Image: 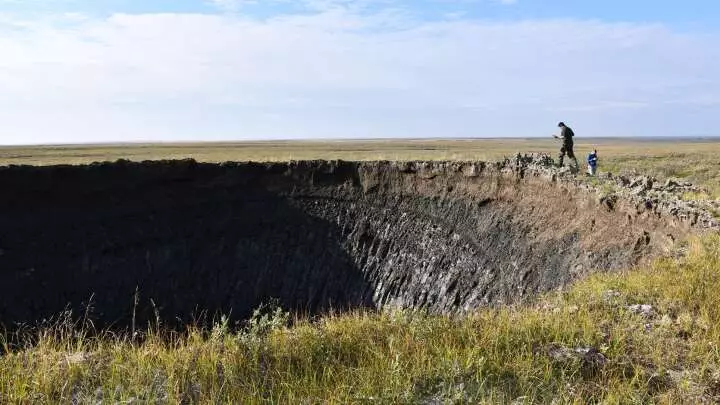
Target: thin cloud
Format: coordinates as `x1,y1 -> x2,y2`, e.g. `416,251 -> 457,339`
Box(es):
0,7 -> 718,143
205,0 -> 256,12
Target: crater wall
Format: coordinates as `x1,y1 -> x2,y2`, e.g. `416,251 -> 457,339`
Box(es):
0,157 -> 707,328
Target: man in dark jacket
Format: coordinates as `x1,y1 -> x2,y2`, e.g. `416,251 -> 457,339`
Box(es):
554,122 -> 579,170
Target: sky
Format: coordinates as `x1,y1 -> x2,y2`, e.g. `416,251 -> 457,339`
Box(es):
0,1 -> 719,144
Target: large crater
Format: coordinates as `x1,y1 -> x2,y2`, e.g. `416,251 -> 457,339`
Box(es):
0,157 -> 708,328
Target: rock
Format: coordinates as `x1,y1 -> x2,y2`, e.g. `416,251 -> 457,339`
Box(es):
602,290 -> 621,302
647,371 -> 674,395
546,344 -> 576,362
543,344 -> 608,375
575,347 -> 608,369
628,304 -> 655,318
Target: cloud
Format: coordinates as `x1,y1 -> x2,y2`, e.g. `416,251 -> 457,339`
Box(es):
206,0 -> 517,14
0,7 -> 719,143
205,0 -> 254,12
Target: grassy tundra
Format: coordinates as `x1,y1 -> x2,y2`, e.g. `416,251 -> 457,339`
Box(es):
2,138 -> 720,403
3,137 -> 720,196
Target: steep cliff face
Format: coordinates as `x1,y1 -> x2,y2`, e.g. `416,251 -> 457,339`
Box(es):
0,157 -> 709,328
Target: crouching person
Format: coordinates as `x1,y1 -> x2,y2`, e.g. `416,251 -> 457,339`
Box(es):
587,149 -> 598,176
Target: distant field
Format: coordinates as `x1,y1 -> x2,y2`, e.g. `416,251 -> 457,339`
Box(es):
1,138 -> 717,165
3,137 -> 720,196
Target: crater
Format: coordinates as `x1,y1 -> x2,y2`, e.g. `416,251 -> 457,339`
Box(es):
0,157 -> 708,328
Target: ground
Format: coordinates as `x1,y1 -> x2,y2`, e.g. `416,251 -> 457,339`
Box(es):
3,138 -> 720,197
2,138 -> 720,403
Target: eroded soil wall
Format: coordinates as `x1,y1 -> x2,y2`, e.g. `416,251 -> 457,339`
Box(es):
0,159 -> 692,327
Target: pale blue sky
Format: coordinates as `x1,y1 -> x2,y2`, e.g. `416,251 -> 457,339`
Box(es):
3,0 -> 719,24
1,0 -> 719,143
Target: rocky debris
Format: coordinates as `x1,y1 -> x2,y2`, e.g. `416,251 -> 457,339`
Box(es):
647,371 -> 675,395
541,344 -> 608,375
599,194 -> 618,212
628,304 -> 655,318
629,176 -> 654,194
287,154 -> 718,231
602,290 -> 622,302
493,153 -> 720,231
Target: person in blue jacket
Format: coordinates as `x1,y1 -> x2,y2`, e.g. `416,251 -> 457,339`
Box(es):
587,149 -> 598,176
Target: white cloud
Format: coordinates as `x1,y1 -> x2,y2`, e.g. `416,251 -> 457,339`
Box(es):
0,8 -> 719,143
205,0 -> 254,12
206,0 -> 517,14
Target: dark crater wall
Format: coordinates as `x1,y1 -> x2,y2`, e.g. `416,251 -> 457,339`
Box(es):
0,159 -> 688,328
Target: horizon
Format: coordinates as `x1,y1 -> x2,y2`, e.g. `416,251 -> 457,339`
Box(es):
1,1 -> 719,144
4,134 -> 720,148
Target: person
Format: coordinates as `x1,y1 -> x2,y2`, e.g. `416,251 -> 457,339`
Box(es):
587,149 -> 598,176
553,122 -> 579,171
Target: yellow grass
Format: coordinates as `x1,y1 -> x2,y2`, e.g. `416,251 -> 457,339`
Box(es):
4,138 -> 720,196
3,235 -> 720,403
0,138 -> 716,164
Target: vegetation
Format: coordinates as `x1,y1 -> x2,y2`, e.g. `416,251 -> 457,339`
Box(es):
2,235 -> 720,403
600,152 -> 720,199
3,138 -> 720,195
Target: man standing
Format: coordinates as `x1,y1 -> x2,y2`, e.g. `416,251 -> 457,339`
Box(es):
554,122 -> 579,171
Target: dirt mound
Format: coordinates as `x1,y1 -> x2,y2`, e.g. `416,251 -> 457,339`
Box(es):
0,156 -> 713,328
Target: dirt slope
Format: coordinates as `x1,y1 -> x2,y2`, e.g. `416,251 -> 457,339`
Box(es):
0,156 -> 713,328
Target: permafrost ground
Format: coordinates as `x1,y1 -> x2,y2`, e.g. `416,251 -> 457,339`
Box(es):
0,155 -> 716,328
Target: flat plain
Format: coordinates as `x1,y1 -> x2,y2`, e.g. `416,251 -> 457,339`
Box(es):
3,137 -> 720,195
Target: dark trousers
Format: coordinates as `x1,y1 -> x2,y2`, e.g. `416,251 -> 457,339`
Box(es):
558,142 -> 578,167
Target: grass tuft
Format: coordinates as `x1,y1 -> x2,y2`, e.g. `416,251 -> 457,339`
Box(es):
3,236 -> 720,403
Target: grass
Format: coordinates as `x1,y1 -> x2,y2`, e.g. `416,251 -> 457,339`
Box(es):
3,235 -> 720,403
2,138 -> 720,403
4,138 -> 720,196
601,153 -> 720,199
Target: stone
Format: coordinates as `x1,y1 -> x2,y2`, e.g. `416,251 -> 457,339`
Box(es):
602,290 -> 621,302
628,304 -> 655,318
543,344 -> 608,373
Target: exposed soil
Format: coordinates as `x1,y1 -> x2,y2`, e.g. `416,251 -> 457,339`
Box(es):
0,157 -> 709,328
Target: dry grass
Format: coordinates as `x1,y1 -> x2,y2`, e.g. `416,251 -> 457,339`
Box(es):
2,235 -> 720,404
4,138 -> 720,195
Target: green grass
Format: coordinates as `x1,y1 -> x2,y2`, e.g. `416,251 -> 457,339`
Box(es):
3,235 -> 720,403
